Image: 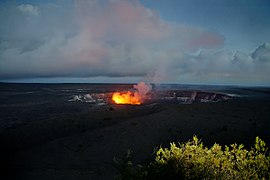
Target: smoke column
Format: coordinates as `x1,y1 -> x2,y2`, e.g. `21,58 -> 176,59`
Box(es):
133,82 -> 152,102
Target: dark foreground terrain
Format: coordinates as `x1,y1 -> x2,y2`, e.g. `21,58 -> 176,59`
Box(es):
0,83 -> 270,179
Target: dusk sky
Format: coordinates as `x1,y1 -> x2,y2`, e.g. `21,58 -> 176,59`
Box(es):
0,0 -> 270,85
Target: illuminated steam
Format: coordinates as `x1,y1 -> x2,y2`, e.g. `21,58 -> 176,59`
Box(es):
112,82 -> 152,105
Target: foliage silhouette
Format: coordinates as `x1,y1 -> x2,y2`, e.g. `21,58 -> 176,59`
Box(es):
114,136 -> 270,180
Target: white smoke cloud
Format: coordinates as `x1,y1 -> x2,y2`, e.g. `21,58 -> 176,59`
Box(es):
17,4 -> 39,16
169,46 -> 270,85
252,43 -> 270,63
0,0 -> 269,85
133,82 -> 152,100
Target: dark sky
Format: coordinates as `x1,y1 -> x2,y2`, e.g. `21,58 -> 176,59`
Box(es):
0,0 -> 270,85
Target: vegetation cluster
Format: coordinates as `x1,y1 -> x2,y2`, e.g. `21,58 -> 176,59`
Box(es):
115,136 -> 270,180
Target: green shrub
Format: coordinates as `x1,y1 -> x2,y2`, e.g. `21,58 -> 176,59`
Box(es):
114,136 -> 270,180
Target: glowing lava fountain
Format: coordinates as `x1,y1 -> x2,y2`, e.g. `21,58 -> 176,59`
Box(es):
112,91 -> 141,105
112,82 -> 152,105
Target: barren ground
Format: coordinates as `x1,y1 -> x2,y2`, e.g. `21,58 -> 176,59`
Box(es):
0,83 -> 269,180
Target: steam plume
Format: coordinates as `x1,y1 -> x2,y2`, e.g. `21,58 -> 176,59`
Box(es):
133,82 -> 152,102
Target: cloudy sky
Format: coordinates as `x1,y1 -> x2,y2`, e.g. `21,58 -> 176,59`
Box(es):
0,0 -> 270,85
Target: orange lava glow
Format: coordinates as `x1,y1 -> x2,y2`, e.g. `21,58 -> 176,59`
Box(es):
112,91 -> 141,105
